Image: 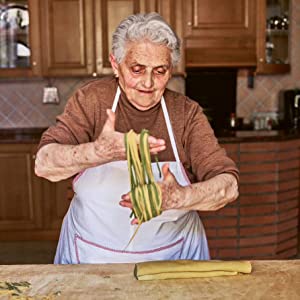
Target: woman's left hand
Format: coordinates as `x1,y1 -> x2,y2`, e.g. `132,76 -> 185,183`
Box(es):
119,163 -> 184,224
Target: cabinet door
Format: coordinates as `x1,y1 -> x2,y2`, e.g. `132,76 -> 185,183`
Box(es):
43,178 -> 73,232
0,0 -> 42,77
94,0 -> 140,75
0,144 -> 42,233
95,0 -> 184,75
256,0 -> 290,74
40,0 -> 95,76
183,0 -> 257,67
140,0 -> 185,74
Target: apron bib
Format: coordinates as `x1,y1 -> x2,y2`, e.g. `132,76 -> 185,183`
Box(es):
54,87 -> 210,264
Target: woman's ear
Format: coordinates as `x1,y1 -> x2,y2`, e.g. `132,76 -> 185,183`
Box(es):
109,54 -> 119,78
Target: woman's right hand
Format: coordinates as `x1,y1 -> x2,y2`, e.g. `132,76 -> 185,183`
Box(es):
94,109 -> 166,163
94,109 -> 126,162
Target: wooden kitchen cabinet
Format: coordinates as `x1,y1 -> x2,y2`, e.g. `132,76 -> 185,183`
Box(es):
39,0 -> 184,77
3,1 -> 272,77
39,0 -> 95,77
140,0 -> 185,74
93,0 -> 140,75
42,177 -> 73,232
40,0 -> 141,76
256,0 -> 290,74
0,0 -> 42,78
0,144 -> 42,235
183,0 -> 257,68
95,0 -> 184,74
0,143 -> 72,241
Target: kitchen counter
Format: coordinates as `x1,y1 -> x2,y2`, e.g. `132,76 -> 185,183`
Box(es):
0,260 -> 299,299
1,127 -> 300,144
0,127 -> 47,144
217,129 -> 300,143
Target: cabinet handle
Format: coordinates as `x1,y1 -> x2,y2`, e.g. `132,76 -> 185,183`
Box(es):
32,154 -> 36,160
32,61 -> 37,66
187,21 -> 192,26
92,72 -> 97,77
259,58 -> 264,63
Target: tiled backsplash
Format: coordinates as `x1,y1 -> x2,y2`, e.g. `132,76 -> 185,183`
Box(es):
0,76 -> 184,128
0,0 -> 299,128
0,78 -> 88,127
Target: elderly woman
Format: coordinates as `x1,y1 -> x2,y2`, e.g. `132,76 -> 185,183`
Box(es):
35,13 -> 239,264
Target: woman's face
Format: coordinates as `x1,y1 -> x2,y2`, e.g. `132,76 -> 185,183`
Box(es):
110,40 -> 172,111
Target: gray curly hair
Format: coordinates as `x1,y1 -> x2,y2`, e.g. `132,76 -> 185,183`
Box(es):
111,12 -> 181,66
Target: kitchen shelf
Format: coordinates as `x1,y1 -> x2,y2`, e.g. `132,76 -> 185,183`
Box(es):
256,0 -> 290,74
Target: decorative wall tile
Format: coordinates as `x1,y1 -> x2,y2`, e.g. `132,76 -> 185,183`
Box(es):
0,78 -> 87,128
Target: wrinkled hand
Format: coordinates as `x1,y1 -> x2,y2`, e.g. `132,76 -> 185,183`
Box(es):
120,163 -> 185,224
94,109 -> 166,162
158,163 -> 186,210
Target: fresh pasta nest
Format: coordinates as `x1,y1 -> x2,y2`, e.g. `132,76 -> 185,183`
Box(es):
125,129 -> 162,223
134,260 -> 252,280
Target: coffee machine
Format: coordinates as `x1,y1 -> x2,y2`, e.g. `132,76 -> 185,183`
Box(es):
279,89 -> 300,130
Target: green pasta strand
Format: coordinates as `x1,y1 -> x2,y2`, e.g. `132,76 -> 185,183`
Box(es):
125,129 -> 162,224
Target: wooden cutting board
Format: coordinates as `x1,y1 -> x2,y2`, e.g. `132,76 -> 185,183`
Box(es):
0,260 -> 299,299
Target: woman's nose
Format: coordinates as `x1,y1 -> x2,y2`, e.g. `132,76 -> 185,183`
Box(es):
142,72 -> 154,88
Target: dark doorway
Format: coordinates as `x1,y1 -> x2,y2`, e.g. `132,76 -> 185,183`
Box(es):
185,68 -> 237,134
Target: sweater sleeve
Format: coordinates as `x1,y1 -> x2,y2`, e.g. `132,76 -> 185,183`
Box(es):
183,99 -> 239,182
38,87 -> 96,150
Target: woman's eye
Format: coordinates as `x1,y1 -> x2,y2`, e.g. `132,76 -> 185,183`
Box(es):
154,68 -> 167,75
132,66 -> 143,74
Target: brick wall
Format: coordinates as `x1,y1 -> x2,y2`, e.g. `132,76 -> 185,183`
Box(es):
199,139 -> 300,259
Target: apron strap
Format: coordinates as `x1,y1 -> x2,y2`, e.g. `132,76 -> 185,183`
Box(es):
111,86 -> 121,113
111,86 -> 181,166
161,96 -> 181,167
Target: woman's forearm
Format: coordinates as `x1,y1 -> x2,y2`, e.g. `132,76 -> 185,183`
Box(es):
35,141 -> 112,182
120,166 -> 238,213
35,110 -> 129,182
159,173 -> 238,211
35,124 -> 165,183
181,173 -> 239,211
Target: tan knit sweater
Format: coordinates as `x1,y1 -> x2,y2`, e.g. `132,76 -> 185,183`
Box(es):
39,77 -> 239,183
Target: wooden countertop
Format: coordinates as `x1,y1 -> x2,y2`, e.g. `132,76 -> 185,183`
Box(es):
0,260 -> 299,299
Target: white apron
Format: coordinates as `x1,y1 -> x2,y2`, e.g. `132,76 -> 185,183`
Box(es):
54,87 -> 210,264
